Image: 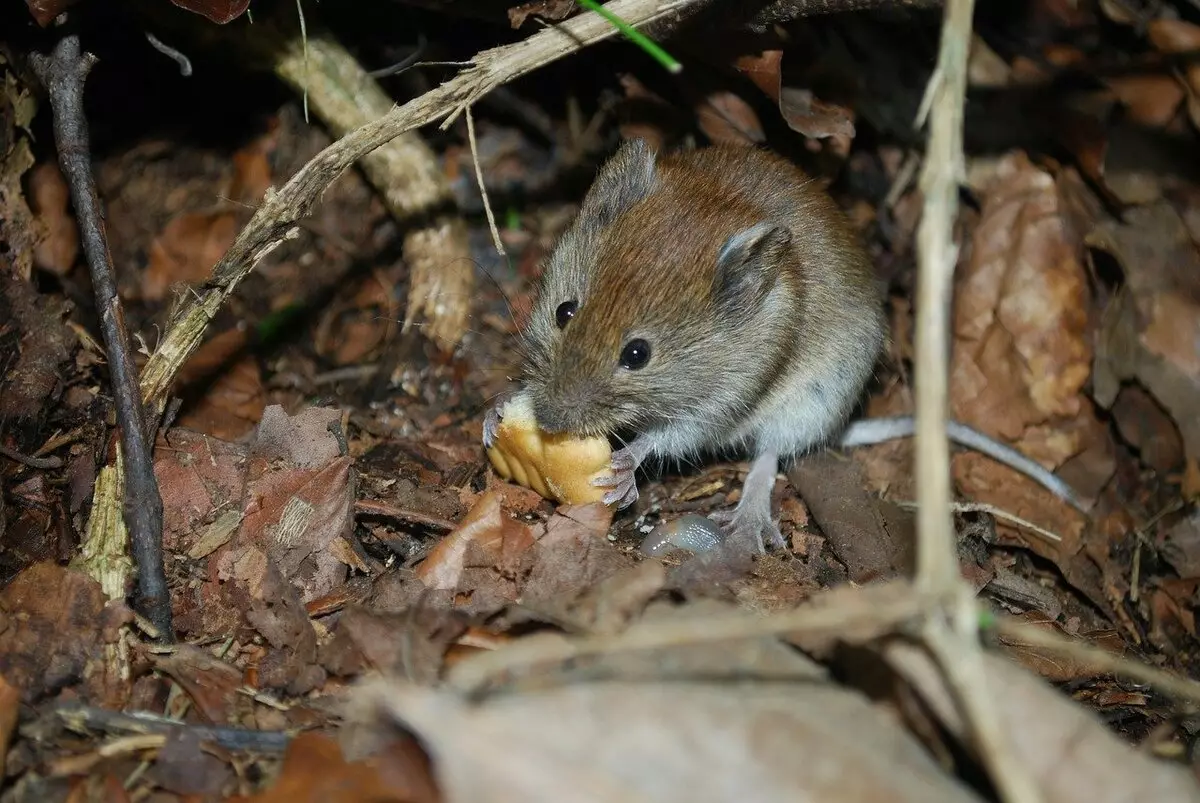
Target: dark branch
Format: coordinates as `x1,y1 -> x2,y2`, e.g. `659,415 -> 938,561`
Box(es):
29,34 -> 174,641
51,701 -> 292,753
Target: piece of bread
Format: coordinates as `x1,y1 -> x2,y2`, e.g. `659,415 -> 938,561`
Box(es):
486,393 -> 612,505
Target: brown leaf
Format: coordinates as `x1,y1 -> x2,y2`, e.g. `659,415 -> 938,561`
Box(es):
154,428 -> 248,554
0,562 -> 108,704
176,327 -> 265,441
1105,74 -> 1184,129
169,0 -> 251,24
779,86 -> 855,141
229,731 -> 439,803
24,0 -> 79,26
0,674 -> 20,777
224,406 -> 355,603
416,490 -> 535,592
350,667 -> 978,803
953,154 -> 1093,438
733,50 -> 783,102
1147,19 -> 1200,129
695,91 -> 764,146
28,162 -> 79,276
1111,383 -> 1183,474
143,210 -> 239,301
508,0 -> 575,27
520,503 -> 625,608
994,613 -> 1125,682
1088,202 -> 1200,497
150,645 -> 244,725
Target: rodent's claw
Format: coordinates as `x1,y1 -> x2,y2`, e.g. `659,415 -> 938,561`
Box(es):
594,471 -> 639,509
592,445 -> 642,509
482,404 -> 503,449
708,509 -> 785,554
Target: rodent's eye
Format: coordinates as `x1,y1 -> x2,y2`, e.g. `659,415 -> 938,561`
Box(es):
619,339 -> 651,370
555,300 -> 578,329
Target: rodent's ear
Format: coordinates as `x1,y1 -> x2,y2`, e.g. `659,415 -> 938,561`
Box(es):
714,223 -> 791,312
579,138 -> 658,227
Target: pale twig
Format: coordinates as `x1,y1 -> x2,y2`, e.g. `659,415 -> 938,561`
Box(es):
894,499 -> 1063,543
993,616 -> 1200,708
912,0 -> 1041,799
447,579 -> 932,694
137,0 -> 708,414
466,105 -> 506,258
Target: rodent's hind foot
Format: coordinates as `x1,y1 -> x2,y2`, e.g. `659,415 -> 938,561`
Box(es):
592,444 -> 642,509
708,508 -> 786,555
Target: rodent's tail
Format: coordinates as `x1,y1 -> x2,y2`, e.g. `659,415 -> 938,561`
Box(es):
839,416 -> 1090,513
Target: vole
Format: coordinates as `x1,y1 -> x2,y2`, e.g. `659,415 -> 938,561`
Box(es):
484,139 -> 1086,557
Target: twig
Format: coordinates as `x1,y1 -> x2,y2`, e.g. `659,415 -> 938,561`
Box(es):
894,499 -> 1063,543
135,0 -> 707,417
993,617 -> 1200,708
30,34 -> 173,641
466,106 -> 506,258
144,31 -> 192,77
447,579 -> 932,694
51,701 -> 292,753
0,443 -> 63,469
912,0 -> 1041,799
354,499 -> 458,532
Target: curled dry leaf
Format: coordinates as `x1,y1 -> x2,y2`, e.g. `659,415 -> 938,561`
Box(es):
1104,74 -> 1184,130
1088,201 -> 1200,497
149,644 -> 244,725
1147,18 -> 1200,130
884,641 -> 1200,803
508,0 -> 575,27
695,91 -> 765,146
28,162 -> 79,276
349,670 -> 980,803
175,327 -> 266,441
229,731 -> 439,803
950,153 -> 1109,534
415,490 -> 536,592
732,49 -> 854,142
143,210 -> 240,301
169,0 -> 251,24
779,87 -> 856,141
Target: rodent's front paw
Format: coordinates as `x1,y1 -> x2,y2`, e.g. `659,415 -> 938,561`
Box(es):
592,446 -> 641,509
482,401 -> 504,449
484,392 -> 613,505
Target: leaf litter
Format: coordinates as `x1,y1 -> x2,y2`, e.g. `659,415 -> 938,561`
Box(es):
3,2 -> 1200,801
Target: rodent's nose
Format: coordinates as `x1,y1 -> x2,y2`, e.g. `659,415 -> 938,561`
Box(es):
532,384 -> 596,434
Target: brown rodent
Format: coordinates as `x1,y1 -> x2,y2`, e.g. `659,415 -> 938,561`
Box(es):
485,139 -> 888,555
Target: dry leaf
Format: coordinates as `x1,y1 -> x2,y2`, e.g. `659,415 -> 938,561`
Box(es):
695,91 -> 764,145
28,162 -> 79,275
143,210 -> 239,301
1089,201 -> 1200,497
229,731 -> 438,803
169,0 -> 251,24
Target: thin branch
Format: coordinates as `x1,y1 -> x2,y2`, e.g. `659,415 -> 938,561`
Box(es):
466,106 -> 507,258
0,443 -> 63,469
912,0 -> 1041,799
30,34 -> 173,641
136,0 -> 707,415
51,701 -> 291,753
993,616 -> 1200,707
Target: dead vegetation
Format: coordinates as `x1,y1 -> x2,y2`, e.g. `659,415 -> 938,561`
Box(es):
2,0 -> 1200,800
